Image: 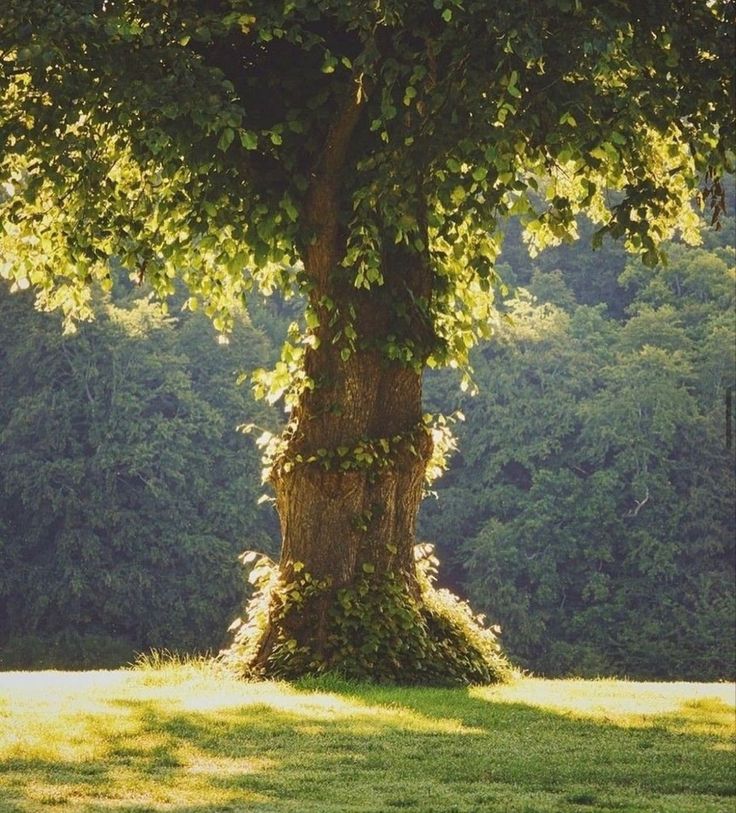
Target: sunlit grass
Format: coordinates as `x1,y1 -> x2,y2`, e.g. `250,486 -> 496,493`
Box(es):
0,664 -> 733,812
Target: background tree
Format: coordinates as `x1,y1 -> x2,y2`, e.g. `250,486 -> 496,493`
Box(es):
436,225 -> 735,680
1,0 -> 733,682
0,284 -> 278,667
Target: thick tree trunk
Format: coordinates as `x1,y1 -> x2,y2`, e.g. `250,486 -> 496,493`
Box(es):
277,353 -> 429,594
255,332 -> 432,666
250,198 -> 437,670
228,89 -> 509,683
240,79 -> 440,674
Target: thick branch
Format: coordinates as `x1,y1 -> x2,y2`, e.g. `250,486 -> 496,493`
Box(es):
303,83 -> 365,287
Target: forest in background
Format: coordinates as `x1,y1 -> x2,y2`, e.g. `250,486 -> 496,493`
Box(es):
1,209 -> 734,680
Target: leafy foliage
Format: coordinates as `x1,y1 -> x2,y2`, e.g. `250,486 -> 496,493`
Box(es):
423,221 -> 736,680
0,1 -> 732,362
0,285 -> 278,667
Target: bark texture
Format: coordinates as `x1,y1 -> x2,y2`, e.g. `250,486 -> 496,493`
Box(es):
235,89 -> 509,683
265,345 -> 432,661
246,86 -> 439,672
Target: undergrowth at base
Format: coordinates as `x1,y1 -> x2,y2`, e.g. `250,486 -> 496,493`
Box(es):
221,544 -> 514,685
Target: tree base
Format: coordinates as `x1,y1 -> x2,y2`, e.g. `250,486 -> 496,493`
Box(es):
221,547 -> 514,686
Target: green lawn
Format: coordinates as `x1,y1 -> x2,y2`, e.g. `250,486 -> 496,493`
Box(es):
0,662 -> 733,812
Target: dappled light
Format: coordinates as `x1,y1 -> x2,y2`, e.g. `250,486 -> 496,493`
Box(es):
1,667 -> 733,812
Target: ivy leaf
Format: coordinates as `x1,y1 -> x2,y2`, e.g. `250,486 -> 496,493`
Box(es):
218,127 -> 234,152
239,130 -> 258,150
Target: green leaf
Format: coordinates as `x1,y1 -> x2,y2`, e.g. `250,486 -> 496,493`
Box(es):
403,86 -> 417,106
239,130 -> 258,150
451,185 -> 466,205
642,249 -> 659,267
217,127 -> 234,152
282,197 -> 298,222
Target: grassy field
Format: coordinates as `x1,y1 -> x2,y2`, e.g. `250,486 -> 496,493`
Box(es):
0,662 -> 733,813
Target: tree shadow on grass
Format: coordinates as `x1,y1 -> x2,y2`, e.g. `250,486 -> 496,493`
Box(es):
0,680 -> 733,813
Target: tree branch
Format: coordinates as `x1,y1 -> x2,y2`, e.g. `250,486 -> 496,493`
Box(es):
303,82 -> 366,287
625,487 -> 650,518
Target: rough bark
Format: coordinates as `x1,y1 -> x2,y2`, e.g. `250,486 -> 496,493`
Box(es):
227,88 -> 510,685
245,84 -> 440,672
268,345 -> 432,648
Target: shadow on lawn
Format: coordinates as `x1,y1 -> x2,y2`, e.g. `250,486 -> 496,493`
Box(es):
0,680 -> 733,813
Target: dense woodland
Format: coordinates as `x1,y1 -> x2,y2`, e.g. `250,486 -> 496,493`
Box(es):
1,210 -> 733,679
423,213 -> 736,680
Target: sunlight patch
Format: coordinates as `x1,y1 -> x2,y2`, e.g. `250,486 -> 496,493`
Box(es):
177,682 -> 484,734
186,754 -> 274,775
472,678 -> 736,731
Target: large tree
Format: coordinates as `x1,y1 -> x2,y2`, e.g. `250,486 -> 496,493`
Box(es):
1,0 -> 733,682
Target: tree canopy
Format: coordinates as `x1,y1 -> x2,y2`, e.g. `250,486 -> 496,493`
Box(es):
1,1 -> 733,342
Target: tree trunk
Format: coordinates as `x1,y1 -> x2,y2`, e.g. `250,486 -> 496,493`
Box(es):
226,90 -> 509,684
277,349 -> 430,594
247,207 -> 439,672
253,330 -> 433,673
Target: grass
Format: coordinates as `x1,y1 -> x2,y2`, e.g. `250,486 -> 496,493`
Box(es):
0,662 -> 734,812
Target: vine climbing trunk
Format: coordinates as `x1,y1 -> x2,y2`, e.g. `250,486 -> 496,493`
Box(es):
233,88 -> 509,684
260,331 -> 433,673
277,224 -> 435,614
246,86 -> 437,676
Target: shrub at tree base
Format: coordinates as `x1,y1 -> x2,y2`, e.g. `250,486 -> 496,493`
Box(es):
223,544 -> 513,685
